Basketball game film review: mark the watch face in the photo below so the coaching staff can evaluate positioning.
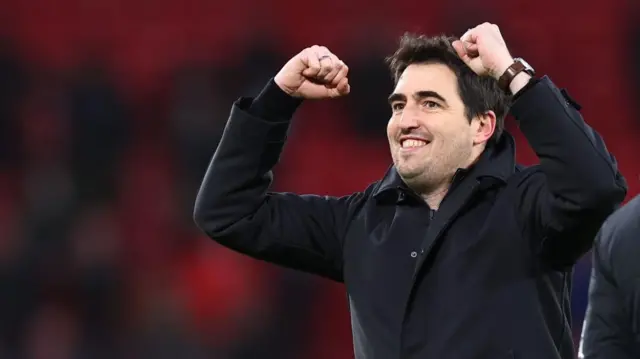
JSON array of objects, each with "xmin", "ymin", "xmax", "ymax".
[{"xmin": 515, "ymin": 57, "xmax": 535, "ymax": 74}]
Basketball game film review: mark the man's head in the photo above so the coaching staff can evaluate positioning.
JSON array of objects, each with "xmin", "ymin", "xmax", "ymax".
[{"xmin": 385, "ymin": 33, "xmax": 509, "ymax": 193}]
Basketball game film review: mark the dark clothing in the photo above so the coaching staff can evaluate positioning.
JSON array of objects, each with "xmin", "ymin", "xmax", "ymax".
[
  {"xmin": 580, "ymin": 195, "xmax": 640, "ymax": 359},
  {"xmin": 193, "ymin": 76, "xmax": 627, "ymax": 359}
]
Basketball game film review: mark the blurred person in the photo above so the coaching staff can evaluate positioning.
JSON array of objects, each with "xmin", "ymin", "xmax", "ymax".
[
  {"xmin": 68, "ymin": 60, "xmax": 129, "ymax": 203},
  {"xmin": 23, "ymin": 301, "xmax": 81, "ymax": 359},
  {"xmin": 579, "ymin": 195, "xmax": 640, "ymax": 358},
  {"xmin": 347, "ymin": 46, "xmax": 395, "ymax": 140},
  {"xmin": 131, "ymin": 282, "xmax": 209, "ymax": 359},
  {"xmin": 194, "ymin": 23, "xmax": 627, "ymax": 359},
  {"xmin": 0, "ymin": 38, "xmax": 26, "ymax": 167},
  {"xmin": 169, "ymin": 64, "xmax": 225, "ymax": 194},
  {"xmin": 69, "ymin": 204, "xmax": 125, "ymax": 358}
]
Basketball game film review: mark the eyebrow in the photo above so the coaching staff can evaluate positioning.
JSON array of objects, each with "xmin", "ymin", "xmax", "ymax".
[{"xmin": 387, "ymin": 90, "xmax": 448, "ymax": 106}]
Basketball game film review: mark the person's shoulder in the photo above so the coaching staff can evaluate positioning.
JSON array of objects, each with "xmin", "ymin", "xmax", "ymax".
[
  {"xmin": 594, "ymin": 195, "xmax": 640, "ymax": 271},
  {"xmin": 505, "ymin": 163, "xmax": 543, "ymax": 187},
  {"xmin": 601, "ymin": 196, "xmax": 640, "ymax": 238}
]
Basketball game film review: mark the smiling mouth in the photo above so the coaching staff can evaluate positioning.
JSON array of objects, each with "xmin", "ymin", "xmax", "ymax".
[{"xmin": 400, "ymin": 139, "xmax": 430, "ymax": 149}]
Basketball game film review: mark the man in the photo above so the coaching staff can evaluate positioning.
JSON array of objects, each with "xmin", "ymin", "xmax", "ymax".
[
  {"xmin": 193, "ymin": 23, "xmax": 627, "ymax": 358},
  {"xmin": 579, "ymin": 195, "xmax": 640, "ymax": 359}
]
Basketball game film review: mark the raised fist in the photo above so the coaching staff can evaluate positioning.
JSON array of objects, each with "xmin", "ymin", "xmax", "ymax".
[
  {"xmin": 452, "ymin": 23, "xmax": 514, "ymax": 80},
  {"xmin": 274, "ymin": 45, "xmax": 350, "ymax": 99}
]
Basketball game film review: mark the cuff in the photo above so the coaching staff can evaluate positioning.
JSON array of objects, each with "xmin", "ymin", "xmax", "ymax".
[
  {"xmin": 247, "ymin": 78, "xmax": 304, "ymax": 122},
  {"xmin": 511, "ymin": 77, "xmax": 540, "ymax": 102}
]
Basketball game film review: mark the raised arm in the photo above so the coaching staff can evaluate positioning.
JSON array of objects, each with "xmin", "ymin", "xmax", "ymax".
[
  {"xmin": 193, "ymin": 46, "xmax": 360, "ymax": 281},
  {"xmin": 452, "ymin": 23, "xmax": 627, "ymax": 267},
  {"xmin": 510, "ymin": 77, "xmax": 627, "ymax": 267}
]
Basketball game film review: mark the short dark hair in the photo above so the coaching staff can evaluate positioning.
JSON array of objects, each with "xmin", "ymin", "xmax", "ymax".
[{"xmin": 386, "ymin": 33, "xmax": 509, "ymax": 144}]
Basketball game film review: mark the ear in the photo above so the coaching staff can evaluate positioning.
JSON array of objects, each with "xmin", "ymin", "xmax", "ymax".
[{"xmin": 471, "ymin": 110, "xmax": 496, "ymax": 145}]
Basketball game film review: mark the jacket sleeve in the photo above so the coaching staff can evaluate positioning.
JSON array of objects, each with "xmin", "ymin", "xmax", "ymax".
[
  {"xmin": 579, "ymin": 210, "xmax": 640, "ymax": 359},
  {"xmin": 193, "ymin": 80, "xmax": 362, "ymax": 282},
  {"xmin": 511, "ymin": 76, "xmax": 627, "ymax": 268}
]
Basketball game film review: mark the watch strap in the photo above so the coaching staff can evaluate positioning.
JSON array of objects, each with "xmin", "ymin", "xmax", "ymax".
[{"xmin": 498, "ymin": 60, "xmax": 527, "ymax": 92}]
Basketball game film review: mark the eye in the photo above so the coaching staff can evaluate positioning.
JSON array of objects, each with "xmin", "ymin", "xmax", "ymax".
[
  {"xmin": 422, "ymin": 100, "xmax": 440, "ymax": 109},
  {"xmin": 391, "ymin": 103, "xmax": 405, "ymax": 112}
]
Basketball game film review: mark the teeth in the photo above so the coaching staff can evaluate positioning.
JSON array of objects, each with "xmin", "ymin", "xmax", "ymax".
[{"xmin": 402, "ymin": 139, "xmax": 428, "ymax": 148}]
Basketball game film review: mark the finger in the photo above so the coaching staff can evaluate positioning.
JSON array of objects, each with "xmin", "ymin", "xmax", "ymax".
[
  {"xmin": 330, "ymin": 61, "xmax": 349, "ymax": 87},
  {"xmin": 451, "ymin": 40, "xmax": 467, "ymax": 59},
  {"xmin": 336, "ymin": 77, "xmax": 350, "ymax": 96},
  {"xmin": 460, "ymin": 28, "xmax": 479, "ymax": 45},
  {"xmin": 451, "ymin": 40, "xmax": 473, "ymax": 65},
  {"xmin": 323, "ymin": 55, "xmax": 342, "ymax": 84},
  {"xmin": 315, "ymin": 46, "xmax": 334, "ymax": 78},
  {"xmin": 324, "ymin": 55, "xmax": 342, "ymax": 84},
  {"xmin": 480, "ymin": 22, "xmax": 493, "ymax": 29},
  {"xmin": 460, "ymin": 28, "xmax": 474, "ymax": 43},
  {"xmin": 301, "ymin": 47, "xmax": 321, "ymax": 77},
  {"xmin": 464, "ymin": 43, "xmax": 479, "ymax": 57},
  {"xmin": 459, "ymin": 28, "xmax": 480, "ymax": 58},
  {"xmin": 480, "ymin": 22, "xmax": 499, "ymax": 33}
]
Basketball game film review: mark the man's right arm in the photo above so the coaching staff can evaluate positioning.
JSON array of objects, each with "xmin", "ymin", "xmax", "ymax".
[{"xmin": 193, "ymin": 80, "xmax": 363, "ymax": 282}]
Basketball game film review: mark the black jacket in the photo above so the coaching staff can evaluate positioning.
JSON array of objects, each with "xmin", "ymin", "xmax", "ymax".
[
  {"xmin": 579, "ymin": 195, "xmax": 640, "ymax": 359},
  {"xmin": 193, "ymin": 76, "xmax": 627, "ymax": 359}
]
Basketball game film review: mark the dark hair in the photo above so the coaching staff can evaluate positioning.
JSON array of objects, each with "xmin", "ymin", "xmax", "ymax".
[{"xmin": 386, "ymin": 33, "xmax": 509, "ymax": 144}]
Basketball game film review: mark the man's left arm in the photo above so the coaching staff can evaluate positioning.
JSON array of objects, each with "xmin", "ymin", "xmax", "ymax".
[
  {"xmin": 510, "ymin": 74, "xmax": 628, "ymax": 267},
  {"xmin": 454, "ymin": 23, "xmax": 628, "ymax": 267}
]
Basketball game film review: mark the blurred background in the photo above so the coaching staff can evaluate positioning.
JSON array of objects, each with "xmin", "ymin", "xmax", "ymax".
[{"xmin": 0, "ymin": 0, "xmax": 639, "ymax": 358}]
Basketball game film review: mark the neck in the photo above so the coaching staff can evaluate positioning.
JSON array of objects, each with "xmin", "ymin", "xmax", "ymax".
[
  {"xmin": 417, "ymin": 145, "xmax": 486, "ymax": 210},
  {"xmin": 420, "ymin": 184, "xmax": 450, "ymax": 210}
]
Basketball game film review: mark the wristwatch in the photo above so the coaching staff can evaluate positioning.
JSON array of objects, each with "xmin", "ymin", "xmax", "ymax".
[{"xmin": 498, "ymin": 58, "xmax": 535, "ymax": 92}]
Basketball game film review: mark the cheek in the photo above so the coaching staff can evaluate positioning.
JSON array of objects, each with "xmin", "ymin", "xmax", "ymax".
[
  {"xmin": 386, "ymin": 118, "xmax": 396, "ymax": 139},
  {"xmin": 436, "ymin": 120, "xmax": 471, "ymax": 140}
]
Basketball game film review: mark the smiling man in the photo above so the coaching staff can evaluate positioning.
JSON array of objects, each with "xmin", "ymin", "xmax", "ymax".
[
  {"xmin": 193, "ymin": 23, "xmax": 627, "ymax": 359},
  {"xmin": 385, "ymin": 51, "xmax": 508, "ymax": 210}
]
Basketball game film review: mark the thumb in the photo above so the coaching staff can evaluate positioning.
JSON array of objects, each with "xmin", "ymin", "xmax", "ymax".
[
  {"xmin": 328, "ymin": 78, "xmax": 350, "ymax": 98},
  {"xmin": 452, "ymin": 40, "xmax": 472, "ymax": 65}
]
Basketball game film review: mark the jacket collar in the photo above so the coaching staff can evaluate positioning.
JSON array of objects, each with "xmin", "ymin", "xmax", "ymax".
[{"xmin": 373, "ymin": 131, "xmax": 517, "ymax": 204}]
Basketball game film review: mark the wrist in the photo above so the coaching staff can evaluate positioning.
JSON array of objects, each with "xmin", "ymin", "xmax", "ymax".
[
  {"xmin": 274, "ymin": 74, "xmax": 297, "ymax": 97},
  {"xmin": 509, "ymin": 72, "xmax": 532, "ymax": 96},
  {"xmin": 492, "ymin": 57, "xmax": 515, "ymax": 81},
  {"xmin": 249, "ymin": 78, "xmax": 303, "ymax": 121},
  {"xmin": 496, "ymin": 57, "xmax": 536, "ymax": 94}
]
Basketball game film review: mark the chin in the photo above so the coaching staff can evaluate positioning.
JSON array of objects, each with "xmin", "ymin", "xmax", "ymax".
[{"xmin": 395, "ymin": 165, "xmax": 425, "ymax": 181}]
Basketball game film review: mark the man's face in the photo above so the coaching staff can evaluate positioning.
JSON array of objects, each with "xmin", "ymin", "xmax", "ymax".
[{"xmin": 386, "ymin": 63, "xmax": 493, "ymax": 191}]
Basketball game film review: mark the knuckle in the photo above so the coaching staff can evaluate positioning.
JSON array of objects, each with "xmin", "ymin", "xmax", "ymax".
[{"xmin": 304, "ymin": 49, "xmax": 316, "ymax": 59}]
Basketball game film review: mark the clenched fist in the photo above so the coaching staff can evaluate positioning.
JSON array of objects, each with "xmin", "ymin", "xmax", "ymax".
[
  {"xmin": 274, "ymin": 45, "xmax": 350, "ymax": 99},
  {"xmin": 452, "ymin": 23, "xmax": 514, "ymax": 80}
]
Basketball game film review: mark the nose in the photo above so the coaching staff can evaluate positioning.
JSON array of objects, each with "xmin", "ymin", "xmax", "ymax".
[{"xmin": 399, "ymin": 107, "xmax": 420, "ymax": 130}]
